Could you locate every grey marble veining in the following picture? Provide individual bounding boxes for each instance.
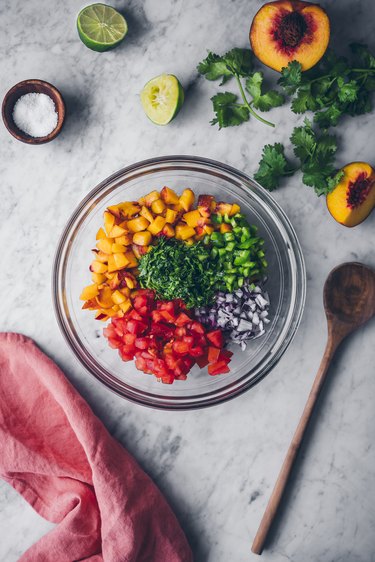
[1,1,375,561]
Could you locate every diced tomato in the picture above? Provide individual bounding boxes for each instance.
[135,337,149,350]
[129,310,144,322]
[127,320,147,335]
[206,330,224,348]
[173,341,190,356]
[208,346,220,363]
[133,295,148,311]
[189,321,205,335]
[218,349,233,361]
[208,360,230,375]
[160,310,176,323]
[124,333,136,345]
[174,326,187,338]
[195,353,209,368]
[175,312,191,326]
[103,294,232,383]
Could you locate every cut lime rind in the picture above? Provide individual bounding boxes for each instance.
[77,3,128,52]
[140,74,184,125]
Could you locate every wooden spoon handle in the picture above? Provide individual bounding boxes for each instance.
[251,335,339,555]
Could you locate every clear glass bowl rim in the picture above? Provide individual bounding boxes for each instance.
[52,155,306,410]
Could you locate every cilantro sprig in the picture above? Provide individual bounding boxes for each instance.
[278,44,375,129]
[198,48,285,129]
[255,119,344,196]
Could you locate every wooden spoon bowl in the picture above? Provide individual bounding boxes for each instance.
[2,79,65,145]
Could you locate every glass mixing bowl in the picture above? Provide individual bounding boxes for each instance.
[53,156,305,409]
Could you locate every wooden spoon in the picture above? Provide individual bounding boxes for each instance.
[251,262,375,555]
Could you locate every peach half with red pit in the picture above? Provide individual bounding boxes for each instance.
[250,0,330,72]
[326,163,375,227]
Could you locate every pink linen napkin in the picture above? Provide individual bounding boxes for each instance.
[0,333,193,562]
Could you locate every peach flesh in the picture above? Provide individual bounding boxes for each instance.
[272,9,316,55]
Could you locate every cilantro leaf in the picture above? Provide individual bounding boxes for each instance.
[290,119,316,161]
[278,61,303,94]
[222,48,253,77]
[290,120,341,196]
[291,84,318,113]
[197,52,232,84]
[337,79,359,103]
[245,72,284,111]
[313,104,343,128]
[210,92,249,128]
[254,143,294,191]
[350,43,375,69]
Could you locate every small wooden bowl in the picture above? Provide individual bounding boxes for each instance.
[2,79,65,144]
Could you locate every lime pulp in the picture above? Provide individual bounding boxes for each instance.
[77,4,127,52]
[140,74,184,125]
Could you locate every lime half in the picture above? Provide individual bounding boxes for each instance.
[140,74,184,125]
[77,4,127,52]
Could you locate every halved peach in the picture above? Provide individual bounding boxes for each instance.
[326,162,375,227]
[250,0,330,72]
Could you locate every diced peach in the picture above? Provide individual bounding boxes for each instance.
[183,209,201,227]
[119,299,132,313]
[80,284,99,300]
[103,211,116,235]
[161,224,175,238]
[127,216,150,232]
[132,244,149,259]
[185,237,195,246]
[175,224,196,240]
[229,203,241,216]
[109,225,127,238]
[161,186,180,205]
[118,220,128,229]
[91,272,107,284]
[92,249,108,263]
[105,272,115,280]
[115,234,132,246]
[90,261,108,273]
[111,243,127,253]
[96,227,107,240]
[124,250,138,268]
[220,223,232,233]
[96,237,113,254]
[96,287,114,309]
[107,255,118,273]
[122,272,137,289]
[133,230,152,246]
[95,311,109,321]
[109,272,121,290]
[118,201,140,218]
[144,190,160,207]
[197,194,214,217]
[204,225,214,235]
[113,252,130,270]
[107,205,121,219]
[112,290,127,304]
[148,216,166,235]
[82,298,99,310]
[216,202,232,216]
[179,189,195,212]
[165,208,177,224]
[140,206,154,223]
[151,198,166,214]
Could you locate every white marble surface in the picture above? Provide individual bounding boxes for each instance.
[1,0,375,560]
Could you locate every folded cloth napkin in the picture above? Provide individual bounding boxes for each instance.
[0,333,193,562]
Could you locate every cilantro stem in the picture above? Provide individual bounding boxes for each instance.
[234,74,275,128]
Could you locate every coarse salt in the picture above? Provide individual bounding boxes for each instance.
[12,92,58,138]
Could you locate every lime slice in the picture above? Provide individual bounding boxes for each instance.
[140,74,184,125]
[77,4,127,52]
